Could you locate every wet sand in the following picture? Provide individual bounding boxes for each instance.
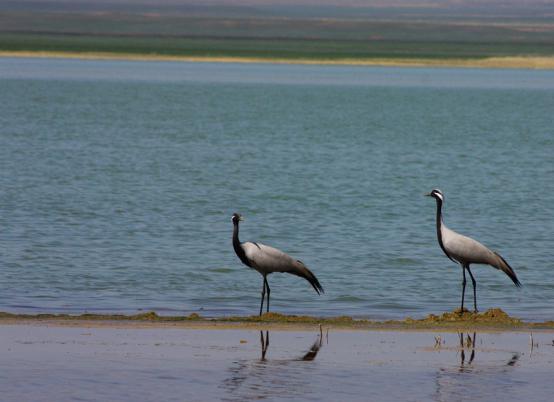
[1,308,553,331]
[2,51,554,70]
[1,321,553,401]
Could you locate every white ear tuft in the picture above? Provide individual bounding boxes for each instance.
[433,189,444,201]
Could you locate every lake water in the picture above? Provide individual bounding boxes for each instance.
[2,326,553,402]
[0,57,553,320]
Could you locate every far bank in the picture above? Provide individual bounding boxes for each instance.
[2,50,554,69]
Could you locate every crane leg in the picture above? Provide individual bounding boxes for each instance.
[460,265,467,314]
[466,266,478,313]
[264,277,271,313]
[259,276,266,316]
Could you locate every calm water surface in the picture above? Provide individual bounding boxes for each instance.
[0,57,553,319]
[1,327,553,402]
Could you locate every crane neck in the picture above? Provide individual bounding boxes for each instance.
[233,222,251,267]
[232,221,241,252]
[435,197,453,261]
[435,197,444,237]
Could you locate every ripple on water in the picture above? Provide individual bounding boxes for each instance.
[0,59,553,320]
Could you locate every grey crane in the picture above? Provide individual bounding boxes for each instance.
[231,213,324,316]
[426,189,521,313]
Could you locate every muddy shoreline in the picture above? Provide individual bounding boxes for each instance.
[1,308,553,331]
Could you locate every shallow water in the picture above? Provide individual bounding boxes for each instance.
[1,326,553,401]
[0,57,553,320]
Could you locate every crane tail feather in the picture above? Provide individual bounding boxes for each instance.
[493,252,522,288]
[290,261,324,295]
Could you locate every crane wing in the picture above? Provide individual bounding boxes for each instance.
[443,229,495,265]
[242,242,324,294]
[242,242,296,273]
[442,227,521,287]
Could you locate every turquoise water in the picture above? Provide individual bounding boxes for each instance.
[0,57,553,320]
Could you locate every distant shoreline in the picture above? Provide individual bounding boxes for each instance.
[2,51,554,70]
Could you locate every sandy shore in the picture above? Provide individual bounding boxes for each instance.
[2,318,554,335]
[2,50,554,69]
[1,309,554,332]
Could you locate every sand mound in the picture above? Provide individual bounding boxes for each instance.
[407,308,522,325]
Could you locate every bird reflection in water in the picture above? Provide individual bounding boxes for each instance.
[506,353,520,366]
[434,332,522,402]
[300,333,323,361]
[221,330,323,401]
[260,330,269,361]
[259,330,322,361]
[260,331,323,362]
[456,332,520,370]
[459,332,476,370]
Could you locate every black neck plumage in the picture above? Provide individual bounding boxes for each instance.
[233,222,252,267]
[435,198,454,262]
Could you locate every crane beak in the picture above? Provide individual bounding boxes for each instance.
[424,192,432,197]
